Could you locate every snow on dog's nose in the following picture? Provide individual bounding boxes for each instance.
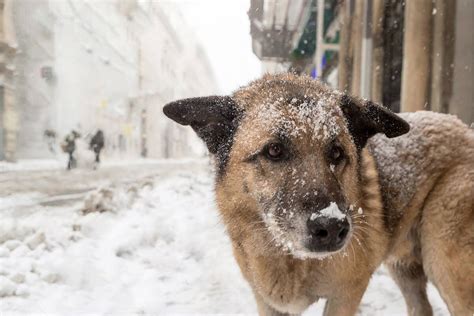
[306,202,350,252]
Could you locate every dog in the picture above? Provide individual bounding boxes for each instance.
[164,73,474,315]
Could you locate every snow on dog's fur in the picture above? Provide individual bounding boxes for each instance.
[164,73,474,315]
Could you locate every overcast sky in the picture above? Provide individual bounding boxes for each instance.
[174,0,262,94]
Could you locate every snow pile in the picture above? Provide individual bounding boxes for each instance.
[0,166,449,315]
[0,169,253,314]
[82,180,152,214]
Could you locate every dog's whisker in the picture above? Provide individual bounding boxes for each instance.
[352,232,368,256]
[353,222,385,235]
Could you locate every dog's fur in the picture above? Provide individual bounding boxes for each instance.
[164,73,474,315]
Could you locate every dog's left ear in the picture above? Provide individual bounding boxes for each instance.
[340,95,410,149]
[163,96,241,154]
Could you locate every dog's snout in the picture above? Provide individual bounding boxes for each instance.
[307,216,350,252]
[302,195,330,212]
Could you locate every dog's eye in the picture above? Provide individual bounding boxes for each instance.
[264,143,286,161]
[327,145,345,164]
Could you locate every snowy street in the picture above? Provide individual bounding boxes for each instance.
[0,0,470,314]
[0,160,255,314]
[0,160,450,315]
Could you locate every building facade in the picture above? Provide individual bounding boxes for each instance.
[249,0,473,125]
[338,0,473,123]
[1,0,217,161]
[0,0,16,161]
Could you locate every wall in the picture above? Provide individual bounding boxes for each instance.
[0,0,17,161]
[12,0,55,158]
[51,1,142,158]
[449,0,474,124]
[10,0,218,160]
[132,1,217,159]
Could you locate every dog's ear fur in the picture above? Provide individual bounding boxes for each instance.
[340,95,410,149]
[163,96,241,155]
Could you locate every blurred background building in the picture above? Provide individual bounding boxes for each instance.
[0,0,217,162]
[0,0,17,162]
[2,0,472,163]
[249,0,473,123]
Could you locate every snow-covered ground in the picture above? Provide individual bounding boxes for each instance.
[0,161,449,315]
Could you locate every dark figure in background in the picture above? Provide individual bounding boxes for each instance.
[62,130,80,170]
[90,130,105,163]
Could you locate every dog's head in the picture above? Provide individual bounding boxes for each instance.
[164,74,409,259]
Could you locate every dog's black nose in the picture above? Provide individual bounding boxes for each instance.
[306,215,350,252]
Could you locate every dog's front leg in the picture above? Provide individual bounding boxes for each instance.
[253,292,299,316]
[322,282,369,316]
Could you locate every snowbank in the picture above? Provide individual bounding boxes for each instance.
[0,167,449,314]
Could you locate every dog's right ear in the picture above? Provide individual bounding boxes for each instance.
[163,96,241,154]
[340,95,410,149]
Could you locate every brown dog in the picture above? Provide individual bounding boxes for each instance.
[164,73,474,315]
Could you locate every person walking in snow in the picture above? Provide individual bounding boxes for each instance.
[62,130,80,170]
[90,130,105,164]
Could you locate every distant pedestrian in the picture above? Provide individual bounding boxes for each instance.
[61,130,80,170]
[90,130,105,164]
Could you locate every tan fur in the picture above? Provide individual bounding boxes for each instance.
[370,112,474,315]
[218,149,387,315]
[168,73,474,315]
[214,74,391,315]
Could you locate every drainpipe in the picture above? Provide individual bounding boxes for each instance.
[314,0,339,79]
[315,0,324,78]
[371,0,384,103]
[360,0,372,99]
[401,0,433,112]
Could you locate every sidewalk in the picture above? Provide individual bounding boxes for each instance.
[0,157,210,197]
[0,159,64,173]
[0,157,209,173]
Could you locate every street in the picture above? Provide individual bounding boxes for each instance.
[0,161,449,314]
[0,0,470,314]
[1,159,257,314]
[0,159,211,196]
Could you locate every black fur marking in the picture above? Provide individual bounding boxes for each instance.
[340,95,410,150]
[243,181,250,193]
[163,96,243,178]
[366,143,392,232]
